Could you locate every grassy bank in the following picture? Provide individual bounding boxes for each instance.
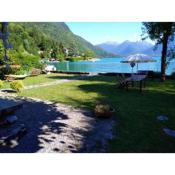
[18,75,175,152]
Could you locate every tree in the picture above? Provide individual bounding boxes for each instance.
[68,43,76,57]
[0,41,4,65]
[50,46,58,59]
[58,42,64,55]
[0,22,13,67]
[83,49,95,60]
[142,22,174,81]
[57,42,66,61]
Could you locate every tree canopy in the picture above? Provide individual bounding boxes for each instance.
[142,22,175,81]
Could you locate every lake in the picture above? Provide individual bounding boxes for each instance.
[47,57,175,75]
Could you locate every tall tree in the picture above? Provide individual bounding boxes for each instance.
[57,42,66,61]
[0,22,12,72]
[58,42,65,55]
[142,22,174,81]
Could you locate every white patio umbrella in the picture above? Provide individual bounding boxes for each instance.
[121,54,156,73]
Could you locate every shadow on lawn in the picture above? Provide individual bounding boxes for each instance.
[77,81,175,111]
[77,81,175,152]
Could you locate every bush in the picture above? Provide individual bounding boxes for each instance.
[14,68,28,75]
[57,53,65,62]
[8,51,43,72]
[10,80,24,92]
[94,104,115,118]
[95,104,111,114]
[0,80,4,89]
[0,67,8,79]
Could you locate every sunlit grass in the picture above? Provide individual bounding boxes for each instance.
[3,73,77,88]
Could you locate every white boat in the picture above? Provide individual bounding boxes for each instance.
[45,65,57,72]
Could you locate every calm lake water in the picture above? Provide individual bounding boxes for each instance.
[47,57,175,75]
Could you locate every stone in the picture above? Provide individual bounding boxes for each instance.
[157,115,169,121]
[163,128,175,138]
[0,124,27,144]
[6,115,18,124]
[1,89,17,93]
[0,115,18,126]
[0,100,23,117]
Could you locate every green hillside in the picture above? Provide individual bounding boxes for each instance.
[8,22,115,58]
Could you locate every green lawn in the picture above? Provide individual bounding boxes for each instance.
[18,75,175,152]
[3,73,77,88]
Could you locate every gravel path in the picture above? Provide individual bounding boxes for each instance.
[0,96,115,153]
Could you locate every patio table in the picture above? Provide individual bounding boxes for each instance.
[125,74,147,92]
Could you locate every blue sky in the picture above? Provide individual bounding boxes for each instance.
[66,22,152,45]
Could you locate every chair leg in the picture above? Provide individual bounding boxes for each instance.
[132,81,134,87]
[126,82,129,91]
[140,81,143,92]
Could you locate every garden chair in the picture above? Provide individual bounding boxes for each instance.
[116,73,131,90]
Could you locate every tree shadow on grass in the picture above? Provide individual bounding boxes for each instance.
[77,81,175,152]
[77,81,175,114]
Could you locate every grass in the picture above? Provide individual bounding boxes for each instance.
[3,73,77,88]
[18,75,175,152]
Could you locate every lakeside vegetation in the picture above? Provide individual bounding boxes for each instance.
[0,22,117,78]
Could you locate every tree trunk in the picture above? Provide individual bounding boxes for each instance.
[161,33,169,82]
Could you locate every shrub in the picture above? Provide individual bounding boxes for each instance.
[8,51,43,72]
[94,104,115,118]
[10,80,24,92]
[57,53,65,62]
[0,80,4,89]
[0,67,8,79]
[95,104,111,114]
[14,68,28,75]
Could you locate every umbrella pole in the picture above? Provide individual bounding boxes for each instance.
[137,63,138,72]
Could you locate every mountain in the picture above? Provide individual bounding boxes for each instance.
[143,44,162,55]
[97,41,119,54]
[8,22,115,58]
[97,40,162,56]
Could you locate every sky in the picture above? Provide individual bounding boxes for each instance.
[66,22,152,45]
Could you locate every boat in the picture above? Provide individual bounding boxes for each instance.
[44,65,57,72]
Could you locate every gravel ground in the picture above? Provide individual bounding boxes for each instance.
[0,97,115,153]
